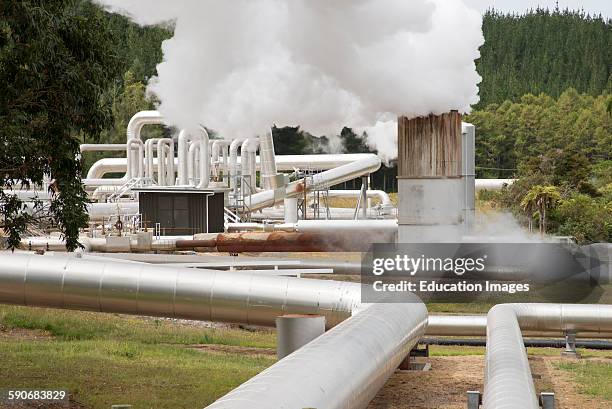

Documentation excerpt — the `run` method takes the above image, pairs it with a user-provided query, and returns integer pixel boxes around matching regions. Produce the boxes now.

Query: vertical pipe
[284,197,298,223]
[462,123,476,232]
[361,175,368,219]
[177,130,195,185]
[188,140,201,186]
[126,139,144,179]
[248,139,259,192]
[166,139,175,186]
[229,139,244,189]
[144,138,159,179]
[276,315,326,359]
[156,139,171,186]
[240,140,251,192]
[197,127,210,190]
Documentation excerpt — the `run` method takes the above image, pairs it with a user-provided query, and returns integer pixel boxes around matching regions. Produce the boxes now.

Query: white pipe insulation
[126,110,165,181]
[177,130,196,185]
[80,144,126,152]
[259,131,278,190]
[247,153,382,212]
[196,128,210,189]
[229,138,245,189]
[126,139,144,179]
[187,140,201,185]
[475,178,516,190]
[211,140,229,182]
[85,153,378,181]
[156,138,173,186]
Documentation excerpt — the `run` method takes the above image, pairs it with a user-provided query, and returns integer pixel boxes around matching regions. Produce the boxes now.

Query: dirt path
[0,326,52,341]
[368,356,484,409]
[369,354,611,409]
[188,343,276,357]
[531,356,612,409]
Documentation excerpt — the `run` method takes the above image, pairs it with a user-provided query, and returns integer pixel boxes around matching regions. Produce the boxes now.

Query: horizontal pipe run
[0,253,360,328]
[85,154,379,180]
[79,144,127,152]
[178,231,381,252]
[80,253,363,275]
[427,314,612,338]
[205,300,427,409]
[420,337,612,350]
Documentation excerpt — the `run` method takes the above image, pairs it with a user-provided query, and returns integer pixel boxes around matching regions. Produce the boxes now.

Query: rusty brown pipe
[176,232,372,252]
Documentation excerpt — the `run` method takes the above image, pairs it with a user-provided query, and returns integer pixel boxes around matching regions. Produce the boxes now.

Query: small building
[135,188,226,236]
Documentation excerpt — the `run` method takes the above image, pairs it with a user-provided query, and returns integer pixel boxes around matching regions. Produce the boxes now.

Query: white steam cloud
[96,0,483,159]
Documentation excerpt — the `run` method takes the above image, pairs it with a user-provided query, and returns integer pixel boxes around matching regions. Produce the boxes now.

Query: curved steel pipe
[205,300,427,409]
[0,253,360,328]
[483,303,612,409]
[126,111,165,181]
[126,139,144,179]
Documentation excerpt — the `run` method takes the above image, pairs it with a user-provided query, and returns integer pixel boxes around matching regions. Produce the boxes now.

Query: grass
[0,305,275,348]
[2,305,611,406]
[555,360,612,400]
[430,345,612,358]
[0,305,276,408]
[426,303,493,314]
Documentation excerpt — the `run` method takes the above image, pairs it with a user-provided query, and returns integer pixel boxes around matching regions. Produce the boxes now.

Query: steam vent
[397,111,465,242]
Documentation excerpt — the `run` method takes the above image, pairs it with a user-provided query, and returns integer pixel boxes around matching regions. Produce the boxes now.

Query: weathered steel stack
[397,111,464,242]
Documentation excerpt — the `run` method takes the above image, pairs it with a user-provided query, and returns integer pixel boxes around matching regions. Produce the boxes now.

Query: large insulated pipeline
[484,305,539,409]
[430,304,612,338]
[0,252,428,409]
[0,253,360,328]
[482,304,612,409]
[205,300,427,409]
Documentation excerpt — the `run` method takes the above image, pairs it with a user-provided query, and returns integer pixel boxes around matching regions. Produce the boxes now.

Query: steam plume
[96,0,483,159]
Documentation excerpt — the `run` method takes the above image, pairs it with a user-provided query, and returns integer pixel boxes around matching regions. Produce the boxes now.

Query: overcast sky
[463,0,611,18]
